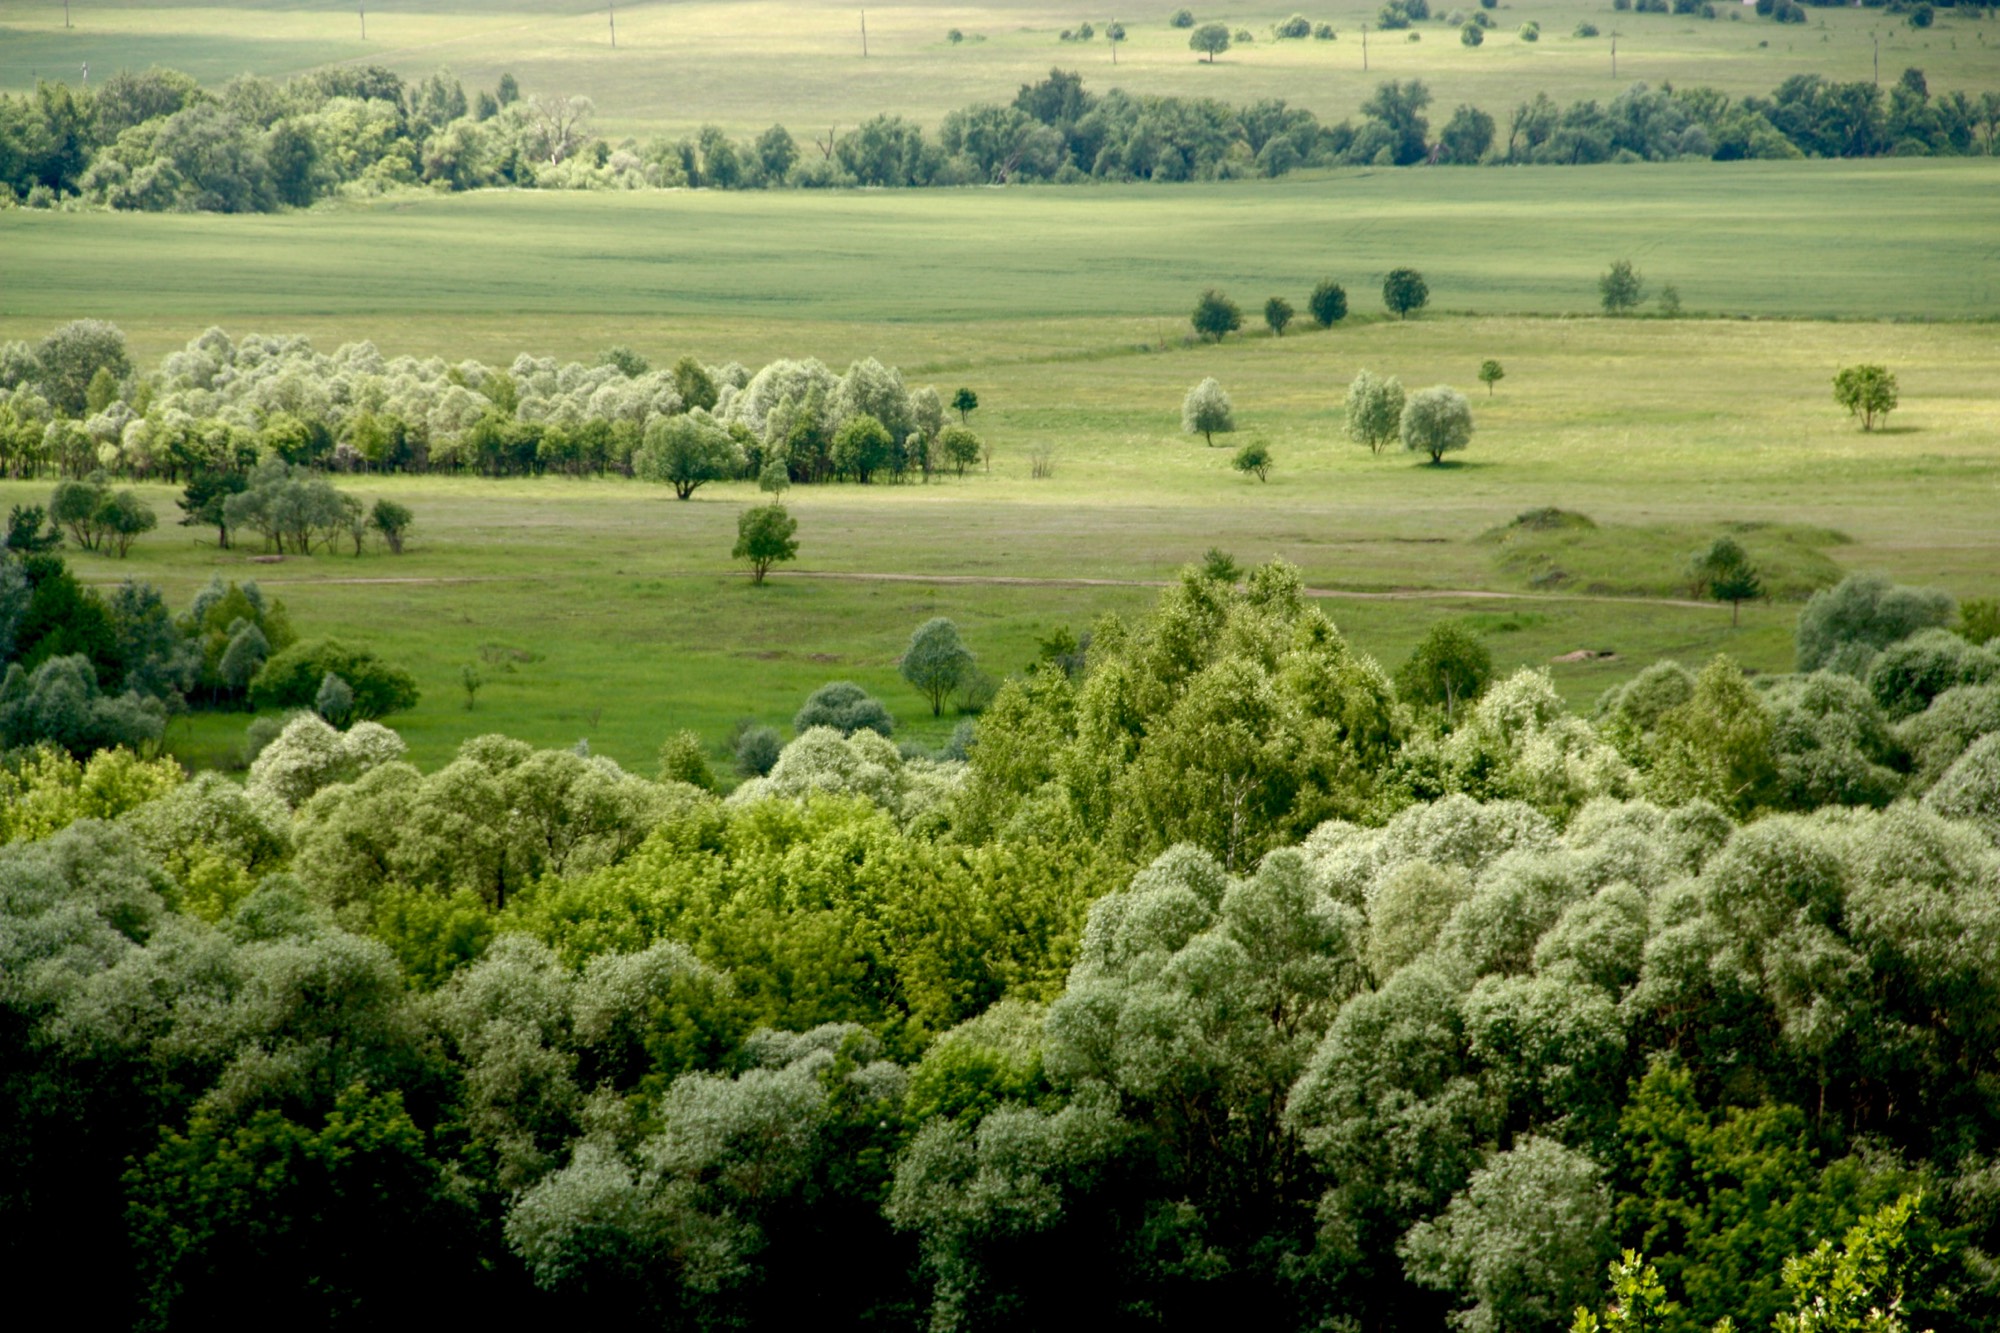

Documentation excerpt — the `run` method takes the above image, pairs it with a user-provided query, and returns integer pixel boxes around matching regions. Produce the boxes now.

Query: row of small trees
[1192,269,1428,341]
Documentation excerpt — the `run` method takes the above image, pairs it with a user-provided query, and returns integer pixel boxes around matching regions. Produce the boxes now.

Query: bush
[1519,22,1540,41]
[1232,440,1273,481]
[1461,23,1484,46]
[248,639,421,719]
[1796,574,1955,675]
[1574,21,1599,36]
[1276,13,1312,37]
[1314,21,1337,38]
[0,654,165,757]
[1170,7,1196,26]
[794,681,895,737]
[733,723,783,776]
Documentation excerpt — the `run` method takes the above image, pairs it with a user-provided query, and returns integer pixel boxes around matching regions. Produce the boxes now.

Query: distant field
[19,312,1997,773]
[2,0,1995,138]
[4,160,1999,365]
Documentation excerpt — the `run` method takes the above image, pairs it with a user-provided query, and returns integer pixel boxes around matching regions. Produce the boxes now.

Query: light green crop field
[3,0,1996,138]
[4,161,1999,363]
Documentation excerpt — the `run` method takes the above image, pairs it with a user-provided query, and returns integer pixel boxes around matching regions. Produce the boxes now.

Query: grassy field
[3,4,1995,776]
[3,0,1995,138]
[5,161,2000,364]
[18,306,1997,774]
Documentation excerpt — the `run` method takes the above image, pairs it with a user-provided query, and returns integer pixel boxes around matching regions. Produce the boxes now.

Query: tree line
[0,321,987,491]
[3,556,1999,1327]
[5,61,1998,211]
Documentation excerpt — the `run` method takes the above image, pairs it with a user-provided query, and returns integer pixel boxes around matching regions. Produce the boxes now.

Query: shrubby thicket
[4,560,1999,1327]
[0,320,975,490]
[4,63,1996,210]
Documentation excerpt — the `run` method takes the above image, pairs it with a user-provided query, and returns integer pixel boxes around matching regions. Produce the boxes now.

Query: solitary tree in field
[1689,536,1763,627]
[1478,359,1505,396]
[1345,370,1406,454]
[1401,385,1474,464]
[1108,20,1126,60]
[901,616,975,716]
[1382,267,1429,319]
[1600,259,1645,315]
[1233,440,1273,481]
[1182,377,1235,445]
[1264,297,1294,338]
[1191,288,1243,341]
[1833,364,1899,432]
[734,503,798,585]
[1309,279,1348,327]
[952,387,979,423]
[1191,21,1232,60]
[1395,621,1492,724]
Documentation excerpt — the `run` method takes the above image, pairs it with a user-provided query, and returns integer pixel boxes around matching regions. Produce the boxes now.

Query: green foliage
[1402,1137,1613,1333]
[1233,439,1273,480]
[1398,622,1493,724]
[1191,287,1243,340]
[366,498,412,553]
[732,502,798,585]
[1309,279,1349,327]
[1688,536,1764,625]
[657,729,718,790]
[0,654,166,757]
[1180,375,1236,444]
[831,412,894,483]
[902,617,976,718]
[1190,20,1232,59]
[1796,574,1954,676]
[129,1084,473,1327]
[1833,365,1900,432]
[1264,295,1294,337]
[1479,359,1505,394]
[795,680,895,737]
[1346,369,1407,453]
[636,412,740,499]
[248,638,420,719]
[1601,260,1647,315]
[35,319,131,417]
[1402,384,1475,464]
[1384,266,1430,318]
[0,744,183,844]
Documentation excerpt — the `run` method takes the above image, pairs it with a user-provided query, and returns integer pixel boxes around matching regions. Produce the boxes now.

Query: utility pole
[359,3,366,40]
[609,2,617,48]
[1362,22,1369,71]
[1872,31,1879,86]
[860,10,868,56]
[64,0,71,28]
[1610,33,1618,79]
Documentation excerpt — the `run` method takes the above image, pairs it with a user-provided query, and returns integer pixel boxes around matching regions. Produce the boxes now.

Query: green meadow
[12,302,1997,774]
[3,6,1996,776]
[4,0,1997,138]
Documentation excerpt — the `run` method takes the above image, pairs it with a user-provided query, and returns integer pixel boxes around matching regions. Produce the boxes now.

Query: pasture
[15,304,1998,774]
[2,0,1996,139]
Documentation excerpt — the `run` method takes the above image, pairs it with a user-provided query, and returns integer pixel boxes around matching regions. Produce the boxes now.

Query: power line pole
[609,2,617,48]
[860,10,868,56]
[64,0,71,28]
[359,3,366,40]
[1362,22,1369,71]
[1610,33,1618,79]
[1872,31,1879,86]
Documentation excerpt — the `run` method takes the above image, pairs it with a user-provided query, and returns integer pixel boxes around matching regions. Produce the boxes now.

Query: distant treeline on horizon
[2,51,1997,213]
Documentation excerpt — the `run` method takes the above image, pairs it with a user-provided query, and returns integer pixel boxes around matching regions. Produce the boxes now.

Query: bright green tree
[901,617,976,717]
[733,503,798,585]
